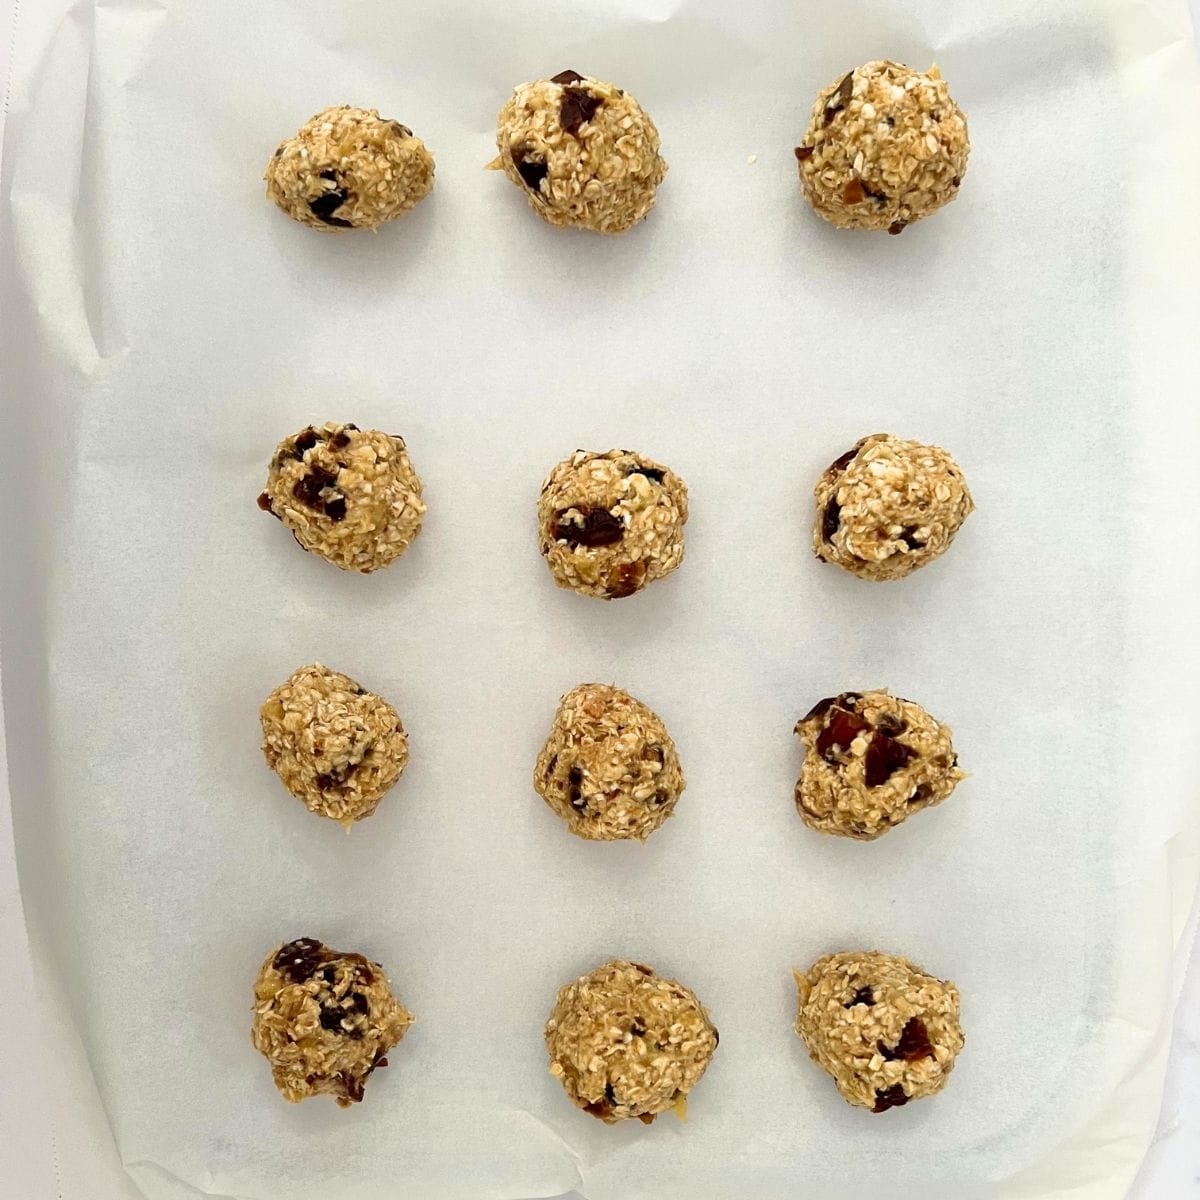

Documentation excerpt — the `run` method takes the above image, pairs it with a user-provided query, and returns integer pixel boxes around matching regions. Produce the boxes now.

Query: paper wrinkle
[125,1158,250,1200]
[498,1108,586,1195]
[8,0,131,374]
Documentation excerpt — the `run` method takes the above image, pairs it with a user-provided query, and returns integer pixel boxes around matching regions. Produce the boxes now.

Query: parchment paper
[3,1,1200,1198]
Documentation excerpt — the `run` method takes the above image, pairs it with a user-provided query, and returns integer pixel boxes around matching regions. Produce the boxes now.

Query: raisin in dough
[251,938,413,1106]
[489,70,666,234]
[546,959,718,1124]
[266,106,434,231]
[258,422,425,573]
[535,683,684,841]
[793,950,964,1113]
[795,61,969,234]
[539,450,687,600]
[813,433,973,580]
[260,664,409,827]
[794,690,963,840]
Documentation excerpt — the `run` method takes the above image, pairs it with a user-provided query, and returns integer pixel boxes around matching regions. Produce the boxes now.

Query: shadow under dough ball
[538,449,688,599]
[795,61,969,234]
[260,663,410,827]
[794,690,964,840]
[545,959,718,1123]
[251,937,413,1107]
[266,105,434,231]
[489,69,666,233]
[535,683,685,841]
[812,433,973,580]
[793,950,964,1113]
[258,421,425,573]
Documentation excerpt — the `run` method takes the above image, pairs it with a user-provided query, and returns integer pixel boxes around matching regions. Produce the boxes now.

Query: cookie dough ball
[251,937,413,1106]
[539,450,687,600]
[535,683,684,841]
[795,61,969,234]
[813,433,973,580]
[258,422,425,573]
[489,70,666,234]
[546,959,718,1123]
[260,664,409,827]
[794,690,964,840]
[266,105,434,231]
[793,950,964,1113]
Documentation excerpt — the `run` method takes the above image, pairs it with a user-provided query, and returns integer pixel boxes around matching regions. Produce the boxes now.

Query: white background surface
[2,1,1200,1198]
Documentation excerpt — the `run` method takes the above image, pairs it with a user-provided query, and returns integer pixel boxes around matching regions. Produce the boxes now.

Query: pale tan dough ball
[813,433,973,580]
[793,950,964,1113]
[266,105,433,231]
[260,664,409,827]
[795,61,969,234]
[490,70,666,233]
[251,937,413,1106]
[794,690,964,840]
[538,449,688,600]
[535,683,685,841]
[545,959,718,1124]
[258,422,425,574]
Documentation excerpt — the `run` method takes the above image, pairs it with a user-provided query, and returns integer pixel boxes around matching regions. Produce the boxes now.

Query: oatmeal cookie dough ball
[489,70,666,233]
[266,105,434,231]
[251,938,413,1106]
[258,422,425,574]
[539,450,687,600]
[813,433,972,580]
[535,683,684,841]
[546,959,718,1124]
[261,664,409,827]
[793,950,964,1113]
[794,690,964,840]
[795,61,969,234]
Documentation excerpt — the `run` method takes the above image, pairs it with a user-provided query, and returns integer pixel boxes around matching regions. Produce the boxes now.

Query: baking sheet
[3,0,1200,1198]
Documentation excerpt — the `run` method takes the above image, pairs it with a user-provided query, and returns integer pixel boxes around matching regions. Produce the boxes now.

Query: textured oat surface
[795,61,969,233]
[545,959,718,1124]
[794,690,964,840]
[259,421,425,573]
[266,105,434,231]
[260,664,409,826]
[251,938,413,1107]
[538,449,687,600]
[794,950,964,1113]
[489,70,666,234]
[813,432,973,580]
[534,683,685,841]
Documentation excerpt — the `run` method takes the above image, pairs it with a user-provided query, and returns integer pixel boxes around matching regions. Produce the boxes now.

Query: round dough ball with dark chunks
[535,683,685,841]
[794,690,964,840]
[795,61,969,234]
[251,937,413,1107]
[813,433,973,580]
[489,70,666,234]
[266,105,434,231]
[793,950,964,1113]
[258,422,425,573]
[546,959,719,1124]
[260,663,409,827]
[538,450,688,600]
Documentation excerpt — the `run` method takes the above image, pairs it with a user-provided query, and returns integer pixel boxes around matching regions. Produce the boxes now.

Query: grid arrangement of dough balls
[241,55,987,1126]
